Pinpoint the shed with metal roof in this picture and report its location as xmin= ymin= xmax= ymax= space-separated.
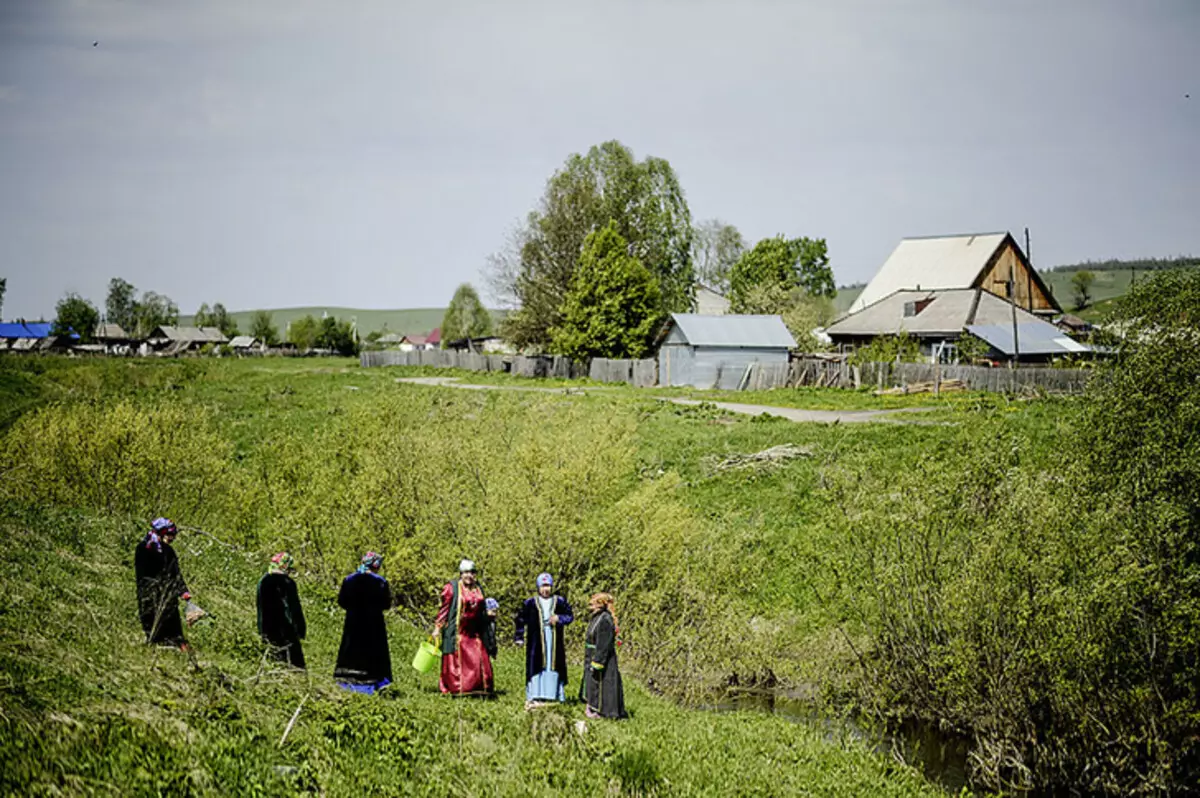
xmin=656 ymin=313 xmax=796 ymax=389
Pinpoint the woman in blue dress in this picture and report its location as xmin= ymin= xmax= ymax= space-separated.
xmin=515 ymin=573 xmax=573 ymax=709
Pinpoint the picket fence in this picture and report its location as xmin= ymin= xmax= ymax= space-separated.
xmin=361 ymin=349 xmax=1092 ymax=395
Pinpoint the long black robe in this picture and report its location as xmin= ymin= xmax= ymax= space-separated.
xmin=257 ymin=572 xmax=307 ymax=669
xmin=134 ymin=537 xmax=189 ymax=646
xmin=515 ymin=595 xmax=573 ymax=685
xmin=583 ymin=609 xmax=626 ymax=718
xmin=333 ymin=570 xmax=393 ymax=685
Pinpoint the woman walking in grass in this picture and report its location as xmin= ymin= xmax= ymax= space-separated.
xmin=515 ymin=572 xmax=573 ymax=709
xmin=433 ymin=559 xmax=495 ymax=696
xmin=334 ymin=552 xmax=393 ymax=694
xmin=134 ymin=517 xmax=192 ymax=650
xmin=583 ymin=592 xmax=626 ymax=719
xmin=256 ymin=552 xmax=307 ymax=669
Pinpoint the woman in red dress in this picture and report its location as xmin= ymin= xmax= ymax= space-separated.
xmin=433 ymin=559 xmax=495 ymax=696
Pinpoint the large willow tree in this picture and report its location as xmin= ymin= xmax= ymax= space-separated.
xmin=489 ymin=140 xmax=694 ymax=351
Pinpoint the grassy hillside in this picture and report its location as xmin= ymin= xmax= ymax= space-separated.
xmin=3 ymin=348 xmax=1195 ymax=793
xmin=0 ymin=357 xmax=952 ymax=796
xmin=0 ymin=501 xmax=940 ymax=797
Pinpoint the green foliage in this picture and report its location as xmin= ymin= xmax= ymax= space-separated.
xmin=735 ymin=282 xmax=835 ymax=351
xmin=195 ymin=302 xmax=240 ymax=337
xmin=550 ymin=223 xmax=664 ymax=360
xmin=105 ymin=277 xmax=137 ymax=331
xmin=1047 ymin=255 xmax=1200 ymax=274
xmin=249 ymin=310 xmax=280 ymax=346
xmin=847 ymin=333 xmax=921 ymax=366
xmin=287 ymin=314 xmax=320 ymax=351
xmin=0 ymin=400 xmax=237 ymax=524
xmin=52 ymin=292 xmax=99 ymax=342
xmin=317 ymin=316 xmax=358 ymax=356
xmin=132 ymin=290 xmax=179 ymax=337
xmin=729 ymin=235 xmax=834 ymax=312
xmin=440 ymin=283 xmax=492 ymax=345
xmin=952 ymin=333 xmax=992 ymax=364
xmin=493 ymin=140 xmax=694 ymax=349
xmin=1070 ymin=269 xmax=1095 ymax=310
xmin=691 ymin=218 xmax=745 ymax=294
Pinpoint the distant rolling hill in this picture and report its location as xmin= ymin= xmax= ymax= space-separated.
xmin=179 ymin=307 xmax=504 ymax=337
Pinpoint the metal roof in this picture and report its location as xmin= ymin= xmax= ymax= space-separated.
xmin=228 ymin=335 xmax=257 ymax=348
xmin=850 ymin=232 xmax=1009 ymax=313
xmin=0 ymin=322 xmax=54 ymax=338
xmin=827 ymin=288 xmax=1045 ymax=338
xmin=151 ymin=326 xmax=228 ymax=343
xmin=661 ymin=313 xmax=796 ymax=349
xmin=967 ymin=321 xmax=1092 ymax=356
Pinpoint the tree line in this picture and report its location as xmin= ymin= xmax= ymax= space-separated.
xmin=1044 ymin=255 xmax=1200 ymax=274
xmin=33 ymin=278 xmax=358 ymax=355
xmin=482 ymin=139 xmax=836 ymax=359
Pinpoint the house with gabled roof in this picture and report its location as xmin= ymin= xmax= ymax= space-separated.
xmin=848 ymin=232 xmax=1060 ymax=317
xmin=827 ymin=287 xmax=1092 ymax=363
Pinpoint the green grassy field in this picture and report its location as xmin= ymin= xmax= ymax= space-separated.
xmin=17 ymin=353 xmax=1187 ymax=793
xmin=0 ymin=501 xmax=944 ymax=798
xmin=1 ymin=356 xmax=991 ymax=796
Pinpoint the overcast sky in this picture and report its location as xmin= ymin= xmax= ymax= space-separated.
xmin=1 ymin=0 xmax=1196 ymax=320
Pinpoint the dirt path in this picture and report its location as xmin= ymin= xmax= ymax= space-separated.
xmin=394 ymin=376 xmax=937 ymax=425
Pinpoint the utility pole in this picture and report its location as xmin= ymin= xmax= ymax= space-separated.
xmin=1009 ymin=258 xmax=1021 ymax=369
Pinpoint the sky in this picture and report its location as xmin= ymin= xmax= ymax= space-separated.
xmin=1 ymin=0 xmax=1196 ymax=321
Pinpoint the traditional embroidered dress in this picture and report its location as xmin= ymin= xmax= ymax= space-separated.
xmin=515 ymin=593 xmax=574 ymax=702
xmin=436 ymin=578 xmax=494 ymax=696
xmin=334 ymin=555 xmax=393 ymax=693
xmin=134 ymin=522 xmax=189 ymax=647
xmin=584 ymin=608 xmax=626 ymax=719
xmin=256 ymin=554 xmax=307 ymax=669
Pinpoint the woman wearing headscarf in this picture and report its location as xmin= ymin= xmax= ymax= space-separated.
xmin=333 ymin=551 xmax=393 ymax=694
xmin=515 ymin=572 xmax=573 ymax=708
xmin=433 ymin=559 xmax=495 ymax=696
xmin=256 ymin=552 xmax=307 ymax=669
xmin=134 ymin=517 xmax=191 ymax=649
xmin=583 ymin=592 xmax=626 ymax=719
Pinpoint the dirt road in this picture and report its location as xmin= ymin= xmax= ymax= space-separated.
xmin=394 ymin=376 xmax=936 ymax=424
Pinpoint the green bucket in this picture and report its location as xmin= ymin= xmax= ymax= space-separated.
xmin=412 ymin=639 xmax=440 ymax=674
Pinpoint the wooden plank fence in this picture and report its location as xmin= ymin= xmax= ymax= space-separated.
xmin=361 ymin=349 xmax=1092 ymax=395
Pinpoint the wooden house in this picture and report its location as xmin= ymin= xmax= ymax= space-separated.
xmin=848 ymin=232 xmax=1060 ymax=317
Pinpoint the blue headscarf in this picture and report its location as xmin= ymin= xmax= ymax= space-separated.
xmin=536 ymin=572 xmax=553 ymax=588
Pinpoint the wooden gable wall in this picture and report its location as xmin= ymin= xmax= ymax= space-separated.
xmin=977 ymin=237 xmax=1059 ymax=313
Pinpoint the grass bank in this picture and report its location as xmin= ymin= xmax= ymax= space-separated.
xmin=0 ymin=501 xmax=942 ymax=797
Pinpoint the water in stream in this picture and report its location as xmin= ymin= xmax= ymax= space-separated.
xmin=711 ymin=691 xmax=974 ymax=794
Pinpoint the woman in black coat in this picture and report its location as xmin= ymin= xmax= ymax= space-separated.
xmin=134 ymin=518 xmax=191 ymax=649
xmin=257 ymin=552 xmax=307 ymax=669
xmin=333 ymin=551 xmax=393 ymax=693
xmin=583 ymin=592 xmax=626 ymax=719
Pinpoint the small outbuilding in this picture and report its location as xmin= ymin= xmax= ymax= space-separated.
xmin=656 ymin=313 xmax=796 ymax=389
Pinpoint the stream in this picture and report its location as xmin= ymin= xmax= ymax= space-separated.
xmin=709 ymin=690 xmax=976 ymax=794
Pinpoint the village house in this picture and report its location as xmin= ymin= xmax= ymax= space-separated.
xmin=848 ymin=232 xmax=1060 ymax=317
xmin=0 ymin=321 xmax=76 ymax=352
xmin=693 ymin=284 xmax=731 ymax=315
xmin=147 ymin=326 xmax=228 ymax=356
xmin=827 ymin=231 xmax=1093 ymax=363
xmin=656 ymin=313 xmax=795 ymax=390
xmin=826 ymin=287 xmax=1091 ymax=363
